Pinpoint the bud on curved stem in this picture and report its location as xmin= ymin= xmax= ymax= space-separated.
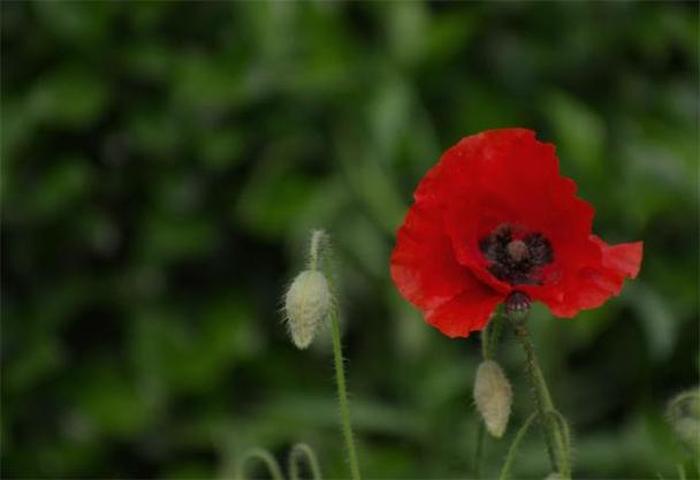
xmin=474 ymin=312 xmax=505 ymax=478
xmin=284 ymin=229 xmax=362 ymax=480
xmin=474 ymin=360 xmax=513 ymax=438
xmin=666 ymin=389 xmax=700 ymax=452
xmin=284 ymin=270 xmax=331 ymax=349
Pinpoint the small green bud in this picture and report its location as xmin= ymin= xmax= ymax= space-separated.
xmin=474 ymin=360 xmax=512 ymax=438
xmin=284 ymin=270 xmax=331 ymax=349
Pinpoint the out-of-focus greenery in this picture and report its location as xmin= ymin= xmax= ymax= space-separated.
xmin=2 ymin=2 xmax=698 ymax=478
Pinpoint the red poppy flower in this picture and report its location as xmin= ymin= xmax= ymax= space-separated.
xmin=390 ymin=128 xmax=643 ymax=338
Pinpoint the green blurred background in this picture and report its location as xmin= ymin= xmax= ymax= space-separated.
xmin=2 ymin=1 xmax=698 ymax=478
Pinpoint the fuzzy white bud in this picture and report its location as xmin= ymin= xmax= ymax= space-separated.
xmin=473 ymin=360 xmax=512 ymax=438
xmin=284 ymin=270 xmax=331 ymax=349
xmin=667 ymin=389 xmax=700 ymax=451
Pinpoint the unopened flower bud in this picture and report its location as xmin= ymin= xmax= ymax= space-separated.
xmin=666 ymin=389 xmax=700 ymax=451
xmin=505 ymin=291 xmax=531 ymax=316
xmin=473 ymin=360 xmax=512 ymax=438
xmin=284 ymin=270 xmax=331 ymax=349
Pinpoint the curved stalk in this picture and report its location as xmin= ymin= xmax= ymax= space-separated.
xmin=498 ymin=412 xmax=538 ymax=480
xmin=235 ymin=448 xmax=284 ymax=480
xmin=548 ymin=409 xmax=572 ymax=454
xmin=488 ymin=313 xmax=505 ymax=358
xmin=288 ymin=443 xmax=323 ymax=480
xmin=474 ymin=313 xmax=505 ymax=478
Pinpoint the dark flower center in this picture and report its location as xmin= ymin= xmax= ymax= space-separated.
xmin=479 ymin=224 xmax=553 ymax=285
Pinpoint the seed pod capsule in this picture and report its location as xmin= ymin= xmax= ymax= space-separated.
xmin=473 ymin=360 xmax=513 ymax=438
xmin=284 ymin=270 xmax=331 ymax=349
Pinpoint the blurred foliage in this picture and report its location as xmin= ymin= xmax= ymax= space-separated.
xmin=1 ymin=1 xmax=698 ymax=478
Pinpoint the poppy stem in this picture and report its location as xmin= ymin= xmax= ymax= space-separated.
xmin=329 ymin=303 xmax=362 ymax=480
xmin=288 ymin=443 xmax=323 ymax=480
xmin=488 ymin=312 xmax=505 ymax=359
xmin=313 ymin=230 xmax=361 ymax=480
xmin=474 ymin=325 xmax=489 ymax=479
xmin=473 ymin=312 xmax=505 ymax=478
xmin=235 ymin=447 xmax=284 ymax=480
xmin=508 ymin=310 xmax=571 ymax=479
xmin=473 ymin=416 xmax=485 ymax=478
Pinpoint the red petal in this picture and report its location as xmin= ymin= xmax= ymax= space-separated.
xmin=595 ymin=237 xmax=643 ymax=278
xmin=391 ymin=200 xmax=479 ymax=311
xmin=425 ymin=283 xmax=504 ymax=338
xmin=391 ymin=176 xmax=505 ymax=337
xmin=527 ymin=237 xmax=643 ymax=317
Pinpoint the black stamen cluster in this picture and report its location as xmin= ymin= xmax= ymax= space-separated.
xmin=479 ymin=224 xmax=553 ymax=285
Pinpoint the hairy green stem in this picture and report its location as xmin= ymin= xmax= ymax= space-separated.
xmin=474 ymin=313 xmax=505 ymax=478
xmin=330 ymin=305 xmax=362 ymax=480
xmin=677 ymin=464 xmax=687 ymax=480
xmin=473 ymin=421 xmax=485 ymax=478
xmin=481 ymin=313 xmax=504 ymax=360
xmin=288 ymin=443 xmax=323 ymax=480
xmin=313 ymin=230 xmax=360 ymax=479
xmin=548 ymin=409 xmax=571 ymax=454
xmin=308 ymin=229 xmax=326 ymax=271
xmin=509 ymin=312 xmax=570 ymax=478
xmin=474 ymin=326 xmax=489 ymax=479
xmin=498 ymin=412 xmax=538 ymax=480
xmin=488 ymin=313 xmax=505 ymax=358
xmin=235 ymin=448 xmax=284 ymax=480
